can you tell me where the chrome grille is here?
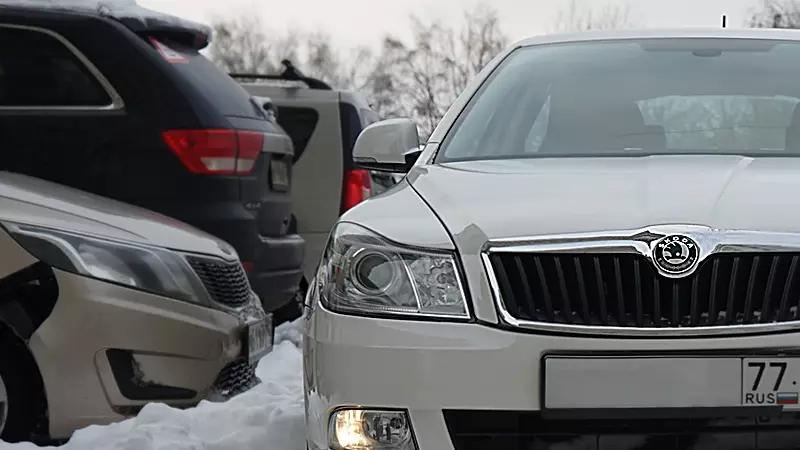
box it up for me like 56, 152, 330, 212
488, 252, 800, 328
186, 256, 251, 307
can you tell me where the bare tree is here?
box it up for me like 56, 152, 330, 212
205, 3, 509, 137
552, 0, 634, 32
207, 15, 371, 89
208, 16, 299, 73
374, 4, 509, 137
750, 0, 800, 28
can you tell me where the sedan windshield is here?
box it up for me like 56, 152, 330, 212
437, 38, 800, 162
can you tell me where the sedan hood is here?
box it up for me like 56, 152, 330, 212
409, 155, 800, 241
0, 172, 236, 259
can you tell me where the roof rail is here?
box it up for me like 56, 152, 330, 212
230, 60, 333, 90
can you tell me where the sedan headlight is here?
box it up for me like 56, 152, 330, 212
319, 222, 469, 319
4, 222, 211, 305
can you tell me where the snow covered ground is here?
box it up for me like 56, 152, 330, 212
1, 319, 306, 450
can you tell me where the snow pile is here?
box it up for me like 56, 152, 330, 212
1, 319, 306, 450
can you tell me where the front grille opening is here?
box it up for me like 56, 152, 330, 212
186, 256, 252, 307
443, 410, 800, 450
490, 252, 800, 329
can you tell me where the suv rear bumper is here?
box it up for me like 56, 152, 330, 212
250, 233, 305, 312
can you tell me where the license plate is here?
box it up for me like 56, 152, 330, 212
544, 356, 800, 410
743, 358, 800, 408
246, 318, 272, 365
269, 160, 289, 192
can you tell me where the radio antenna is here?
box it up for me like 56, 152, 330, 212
722, 14, 727, 28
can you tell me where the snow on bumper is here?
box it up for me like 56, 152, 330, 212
304, 304, 800, 450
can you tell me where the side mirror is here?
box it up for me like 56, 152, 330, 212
353, 118, 421, 173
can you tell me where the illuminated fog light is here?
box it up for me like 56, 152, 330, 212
329, 409, 416, 450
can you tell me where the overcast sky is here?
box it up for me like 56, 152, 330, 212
138, 0, 763, 49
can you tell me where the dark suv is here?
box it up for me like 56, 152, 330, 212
0, 2, 304, 319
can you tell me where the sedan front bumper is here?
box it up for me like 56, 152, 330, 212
304, 304, 800, 450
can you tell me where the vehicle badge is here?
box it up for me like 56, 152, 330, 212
653, 234, 699, 275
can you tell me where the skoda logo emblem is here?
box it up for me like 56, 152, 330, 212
654, 235, 699, 275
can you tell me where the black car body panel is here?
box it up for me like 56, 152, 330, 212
0, 5, 303, 312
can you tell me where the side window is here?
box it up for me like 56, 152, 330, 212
0, 26, 112, 107
359, 108, 380, 128
276, 107, 320, 164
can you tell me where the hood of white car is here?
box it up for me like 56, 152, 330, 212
0, 172, 237, 259
408, 155, 800, 240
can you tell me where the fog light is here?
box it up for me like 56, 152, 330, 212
328, 409, 416, 450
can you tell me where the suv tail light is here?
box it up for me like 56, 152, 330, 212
341, 169, 372, 214
162, 129, 264, 175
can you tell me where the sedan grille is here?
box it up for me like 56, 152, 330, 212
205, 359, 260, 401
186, 256, 252, 307
444, 410, 800, 450
488, 252, 800, 328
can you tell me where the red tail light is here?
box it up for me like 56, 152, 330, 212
241, 261, 255, 273
162, 129, 264, 175
341, 169, 372, 214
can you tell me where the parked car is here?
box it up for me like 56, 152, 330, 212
0, 172, 270, 444
0, 1, 304, 322
234, 62, 381, 309
304, 29, 800, 450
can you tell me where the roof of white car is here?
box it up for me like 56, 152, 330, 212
516, 28, 800, 48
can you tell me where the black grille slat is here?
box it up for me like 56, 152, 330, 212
780, 256, 800, 321
761, 256, 781, 323
186, 256, 252, 307
593, 257, 608, 325
744, 256, 760, 323
652, 277, 661, 326
553, 257, 573, 323
671, 283, 680, 326
725, 257, 740, 325
632, 259, 643, 326
613, 257, 626, 326
532, 256, 555, 320
573, 257, 591, 323
491, 252, 800, 329
690, 272, 700, 326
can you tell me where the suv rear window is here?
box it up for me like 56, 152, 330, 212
276, 106, 319, 163
150, 38, 262, 119
0, 26, 112, 107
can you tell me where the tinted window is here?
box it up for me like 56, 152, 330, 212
276, 107, 319, 163
153, 38, 262, 118
0, 26, 112, 107
439, 38, 800, 161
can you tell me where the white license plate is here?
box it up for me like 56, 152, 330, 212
246, 319, 272, 364
544, 356, 800, 410
743, 358, 800, 408
270, 160, 289, 191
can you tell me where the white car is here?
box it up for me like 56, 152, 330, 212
303, 29, 800, 450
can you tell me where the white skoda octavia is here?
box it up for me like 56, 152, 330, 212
303, 29, 800, 450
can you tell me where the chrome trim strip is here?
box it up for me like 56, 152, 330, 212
482, 225, 800, 337
0, 24, 125, 112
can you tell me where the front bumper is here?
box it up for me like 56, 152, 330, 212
29, 270, 269, 439
305, 305, 800, 450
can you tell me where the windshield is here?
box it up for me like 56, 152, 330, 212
437, 38, 800, 162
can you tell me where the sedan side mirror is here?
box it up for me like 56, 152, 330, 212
353, 118, 421, 173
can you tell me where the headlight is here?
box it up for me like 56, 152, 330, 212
319, 222, 469, 319
4, 222, 211, 305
